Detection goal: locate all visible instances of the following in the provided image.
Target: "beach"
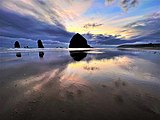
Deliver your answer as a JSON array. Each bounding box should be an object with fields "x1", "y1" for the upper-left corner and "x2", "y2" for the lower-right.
[{"x1": 0, "y1": 48, "x2": 160, "y2": 120}]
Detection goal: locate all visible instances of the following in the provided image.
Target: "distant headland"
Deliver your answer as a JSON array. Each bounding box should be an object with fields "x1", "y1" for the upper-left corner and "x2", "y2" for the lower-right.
[{"x1": 117, "y1": 43, "x2": 160, "y2": 50}]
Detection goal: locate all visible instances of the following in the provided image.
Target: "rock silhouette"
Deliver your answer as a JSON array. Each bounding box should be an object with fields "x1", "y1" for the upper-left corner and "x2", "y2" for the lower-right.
[
  {"x1": 14, "y1": 41, "x2": 20, "y2": 48},
  {"x1": 24, "y1": 46, "x2": 29, "y2": 48},
  {"x1": 69, "y1": 51, "x2": 87, "y2": 61},
  {"x1": 69, "y1": 33, "x2": 91, "y2": 48},
  {"x1": 38, "y1": 40, "x2": 44, "y2": 48}
]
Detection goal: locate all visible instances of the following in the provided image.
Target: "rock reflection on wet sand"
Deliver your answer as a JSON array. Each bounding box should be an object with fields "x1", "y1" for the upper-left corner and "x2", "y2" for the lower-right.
[{"x1": 0, "y1": 49, "x2": 160, "y2": 120}]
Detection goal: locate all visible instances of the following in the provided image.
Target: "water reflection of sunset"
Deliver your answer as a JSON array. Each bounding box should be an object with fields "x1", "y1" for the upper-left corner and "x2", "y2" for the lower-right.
[
  {"x1": 66, "y1": 56, "x2": 132, "y2": 79},
  {"x1": 65, "y1": 56, "x2": 159, "y2": 82},
  {"x1": 13, "y1": 54, "x2": 160, "y2": 96},
  {"x1": 1, "y1": 49, "x2": 160, "y2": 120},
  {"x1": 68, "y1": 56, "x2": 131, "y2": 70}
]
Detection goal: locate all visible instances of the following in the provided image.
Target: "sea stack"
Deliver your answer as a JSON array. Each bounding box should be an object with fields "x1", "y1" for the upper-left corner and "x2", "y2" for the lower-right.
[
  {"x1": 14, "y1": 41, "x2": 20, "y2": 48},
  {"x1": 69, "y1": 33, "x2": 91, "y2": 48},
  {"x1": 38, "y1": 40, "x2": 44, "y2": 48}
]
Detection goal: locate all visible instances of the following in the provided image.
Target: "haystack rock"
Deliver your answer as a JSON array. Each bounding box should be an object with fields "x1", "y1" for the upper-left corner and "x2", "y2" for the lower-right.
[
  {"x1": 14, "y1": 41, "x2": 20, "y2": 48},
  {"x1": 69, "y1": 33, "x2": 91, "y2": 48},
  {"x1": 38, "y1": 40, "x2": 44, "y2": 48}
]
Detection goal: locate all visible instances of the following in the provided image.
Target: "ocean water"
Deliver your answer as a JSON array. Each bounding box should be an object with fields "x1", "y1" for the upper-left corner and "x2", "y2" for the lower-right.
[{"x1": 0, "y1": 48, "x2": 160, "y2": 120}]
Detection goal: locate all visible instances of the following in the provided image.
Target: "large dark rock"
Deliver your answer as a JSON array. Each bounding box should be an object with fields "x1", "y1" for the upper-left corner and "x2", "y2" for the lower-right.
[
  {"x1": 38, "y1": 40, "x2": 44, "y2": 48},
  {"x1": 69, "y1": 33, "x2": 91, "y2": 48},
  {"x1": 14, "y1": 41, "x2": 20, "y2": 48}
]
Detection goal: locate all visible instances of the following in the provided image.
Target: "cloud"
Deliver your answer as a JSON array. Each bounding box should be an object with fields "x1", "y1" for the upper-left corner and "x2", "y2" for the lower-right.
[
  {"x1": 83, "y1": 33, "x2": 128, "y2": 45},
  {"x1": 85, "y1": 13, "x2": 160, "y2": 45},
  {"x1": 122, "y1": 11, "x2": 160, "y2": 38},
  {"x1": 0, "y1": 0, "x2": 92, "y2": 26},
  {"x1": 83, "y1": 23, "x2": 103, "y2": 29},
  {"x1": 105, "y1": 0, "x2": 114, "y2": 5},
  {"x1": 0, "y1": 8, "x2": 72, "y2": 39},
  {"x1": 85, "y1": 32, "x2": 160, "y2": 45},
  {"x1": 131, "y1": 30, "x2": 160, "y2": 43},
  {"x1": 120, "y1": 0, "x2": 139, "y2": 11},
  {"x1": 0, "y1": 0, "x2": 64, "y2": 28},
  {"x1": 0, "y1": 8, "x2": 74, "y2": 48},
  {"x1": 105, "y1": 0, "x2": 139, "y2": 11}
]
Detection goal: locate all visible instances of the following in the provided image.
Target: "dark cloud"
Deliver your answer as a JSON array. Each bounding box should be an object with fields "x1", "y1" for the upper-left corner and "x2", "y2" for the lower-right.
[
  {"x1": 106, "y1": 0, "x2": 139, "y2": 11},
  {"x1": 120, "y1": 0, "x2": 139, "y2": 11},
  {"x1": 84, "y1": 26, "x2": 160, "y2": 45},
  {"x1": 83, "y1": 33, "x2": 127, "y2": 45},
  {"x1": 114, "y1": 12, "x2": 160, "y2": 44},
  {"x1": 105, "y1": 0, "x2": 114, "y2": 4},
  {"x1": 37, "y1": 0, "x2": 46, "y2": 5},
  {"x1": 0, "y1": 8, "x2": 73, "y2": 47},
  {"x1": 0, "y1": 36, "x2": 37, "y2": 48},
  {"x1": 0, "y1": 0, "x2": 65, "y2": 29},
  {"x1": 83, "y1": 23, "x2": 103, "y2": 29},
  {"x1": 124, "y1": 12, "x2": 160, "y2": 37},
  {"x1": 130, "y1": 31, "x2": 160, "y2": 43}
]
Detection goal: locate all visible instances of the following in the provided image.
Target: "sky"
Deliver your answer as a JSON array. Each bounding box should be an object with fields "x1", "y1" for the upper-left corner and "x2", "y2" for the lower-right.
[{"x1": 0, "y1": 0, "x2": 160, "y2": 47}]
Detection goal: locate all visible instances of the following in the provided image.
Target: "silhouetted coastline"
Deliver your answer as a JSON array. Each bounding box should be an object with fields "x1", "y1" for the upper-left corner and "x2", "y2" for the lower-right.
[{"x1": 117, "y1": 43, "x2": 160, "y2": 50}]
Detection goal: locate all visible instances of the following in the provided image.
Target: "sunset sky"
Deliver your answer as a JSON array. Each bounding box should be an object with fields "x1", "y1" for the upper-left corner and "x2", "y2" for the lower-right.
[{"x1": 0, "y1": 0, "x2": 160, "y2": 47}]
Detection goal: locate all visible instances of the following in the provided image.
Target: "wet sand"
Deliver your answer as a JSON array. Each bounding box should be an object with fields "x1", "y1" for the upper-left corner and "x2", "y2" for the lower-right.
[{"x1": 0, "y1": 48, "x2": 160, "y2": 120}]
